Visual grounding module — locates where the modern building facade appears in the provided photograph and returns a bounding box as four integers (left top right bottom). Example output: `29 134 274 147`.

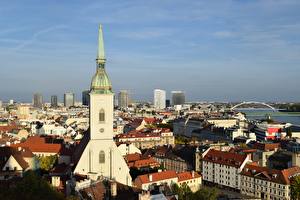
64 92 75 108
82 90 90 106
171 91 185 105
154 89 166 110
73 25 131 186
51 95 58 108
33 93 43 109
118 90 129 108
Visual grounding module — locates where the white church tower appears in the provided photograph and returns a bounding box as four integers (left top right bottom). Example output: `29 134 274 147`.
74 25 132 186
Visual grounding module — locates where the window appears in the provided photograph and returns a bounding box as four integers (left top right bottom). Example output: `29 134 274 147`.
99 109 105 122
99 150 105 163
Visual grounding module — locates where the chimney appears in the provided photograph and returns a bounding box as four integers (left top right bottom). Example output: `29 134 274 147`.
192 171 195 178
110 181 117 197
149 174 153 182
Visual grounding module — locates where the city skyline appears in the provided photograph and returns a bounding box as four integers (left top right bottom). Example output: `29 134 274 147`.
1 1 300 102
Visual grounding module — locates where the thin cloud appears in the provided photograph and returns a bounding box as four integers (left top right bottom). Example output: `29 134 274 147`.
12 25 67 51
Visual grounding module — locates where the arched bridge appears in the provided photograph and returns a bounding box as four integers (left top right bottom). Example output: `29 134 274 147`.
231 101 277 111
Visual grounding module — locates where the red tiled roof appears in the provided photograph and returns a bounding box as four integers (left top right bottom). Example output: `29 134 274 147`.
0 124 19 133
203 149 247 168
143 118 158 124
253 142 280 151
241 164 300 185
177 171 201 182
130 157 160 169
124 153 141 163
12 136 62 154
135 170 177 184
0 146 33 170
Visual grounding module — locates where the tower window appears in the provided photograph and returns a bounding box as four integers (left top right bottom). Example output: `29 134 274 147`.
99 109 105 122
99 150 105 163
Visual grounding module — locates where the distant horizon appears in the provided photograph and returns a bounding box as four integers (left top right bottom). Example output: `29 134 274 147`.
1 1 300 102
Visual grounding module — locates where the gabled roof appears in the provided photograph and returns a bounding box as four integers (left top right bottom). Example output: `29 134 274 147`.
124 153 141 163
177 171 201 182
135 170 178 184
203 149 247 168
129 157 160 169
241 164 300 185
0 146 33 170
12 136 62 154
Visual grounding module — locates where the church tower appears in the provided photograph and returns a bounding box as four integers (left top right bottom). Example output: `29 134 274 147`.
74 25 131 186
90 25 114 140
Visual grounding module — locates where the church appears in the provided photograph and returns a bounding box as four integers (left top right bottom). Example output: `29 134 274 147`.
73 25 132 186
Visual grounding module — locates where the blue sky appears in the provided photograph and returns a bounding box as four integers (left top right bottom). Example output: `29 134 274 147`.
0 0 300 102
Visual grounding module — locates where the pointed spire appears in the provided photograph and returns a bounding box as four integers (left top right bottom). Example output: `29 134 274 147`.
96 24 105 65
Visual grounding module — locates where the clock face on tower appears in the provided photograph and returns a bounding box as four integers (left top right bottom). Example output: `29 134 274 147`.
99 128 104 133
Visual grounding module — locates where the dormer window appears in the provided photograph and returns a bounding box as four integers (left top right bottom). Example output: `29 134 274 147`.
99 109 105 122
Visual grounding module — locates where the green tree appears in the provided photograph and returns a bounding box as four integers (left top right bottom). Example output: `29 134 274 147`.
193 187 218 200
291 176 300 200
0 171 64 200
171 183 218 200
39 155 58 171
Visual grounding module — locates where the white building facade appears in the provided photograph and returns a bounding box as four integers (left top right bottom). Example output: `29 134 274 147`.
74 25 131 186
202 149 250 191
154 89 166 110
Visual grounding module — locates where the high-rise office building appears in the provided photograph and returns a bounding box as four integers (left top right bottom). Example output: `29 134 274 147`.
51 95 58 108
118 90 129 108
9 99 14 105
33 93 43 109
82 90 90 106
171 91 185 105
64 92 75 108
154 89 166 110
166 99 171 107
0 100 2 108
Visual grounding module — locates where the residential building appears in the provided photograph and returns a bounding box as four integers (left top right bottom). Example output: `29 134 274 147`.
17 105 30 119
33 93 43 109
154 89 166 110
51 95 58 108
82 90 90 106
115 128 175 149
0 146 38 180
124 117 163 132
118 90 129 108
117 143 141 156
171 91 185 105
134 170 201 192
207 118 238 128
153 146 194 172
241 163 300 200
64 92 75 108
202 149 250 191
37 124 67 136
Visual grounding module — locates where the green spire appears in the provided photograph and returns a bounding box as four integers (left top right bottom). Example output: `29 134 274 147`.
90 24 112 94
96 24 106 66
